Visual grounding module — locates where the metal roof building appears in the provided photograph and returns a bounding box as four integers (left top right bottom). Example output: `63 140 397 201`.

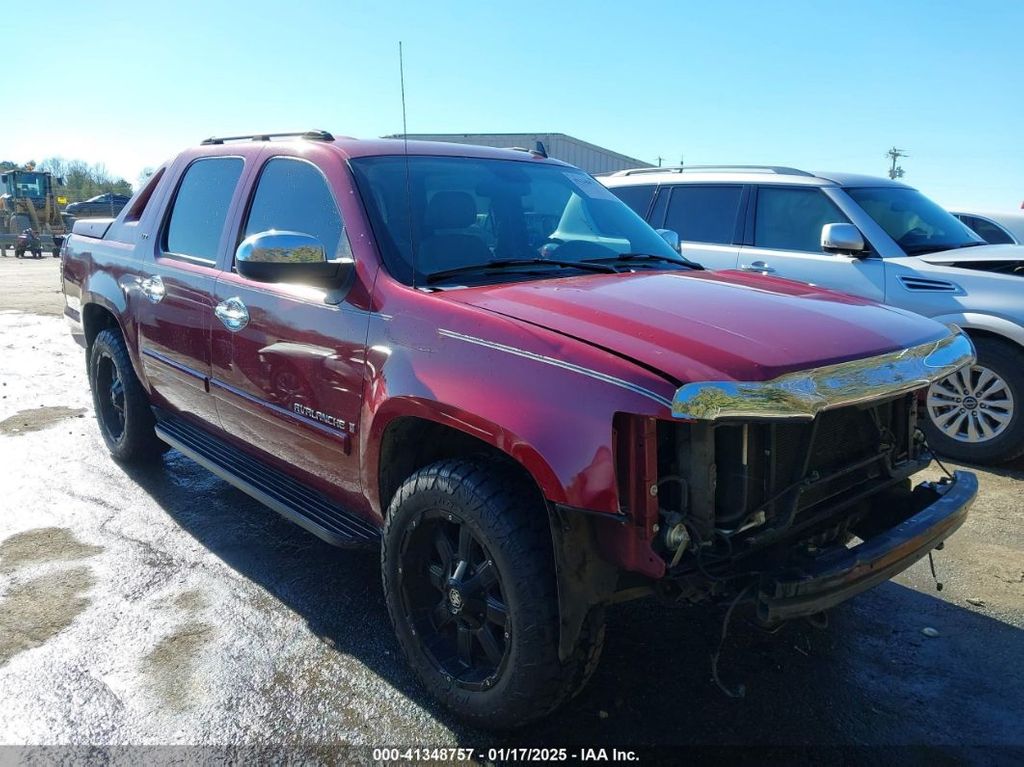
383 133 653 175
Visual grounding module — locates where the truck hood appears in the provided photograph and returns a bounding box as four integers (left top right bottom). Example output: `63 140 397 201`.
444 270 950 384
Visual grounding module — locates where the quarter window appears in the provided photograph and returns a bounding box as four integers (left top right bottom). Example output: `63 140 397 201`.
242 158 351 260
665 185 743 245
754 187 848 253
164 157 244 262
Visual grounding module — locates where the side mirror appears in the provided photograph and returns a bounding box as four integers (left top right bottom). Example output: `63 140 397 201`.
235 230 352 286
656 228 681 252
821 223 866 256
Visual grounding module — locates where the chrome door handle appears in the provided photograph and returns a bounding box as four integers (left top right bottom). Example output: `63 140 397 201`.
139 275 165 303
215 296 249 332
739 261 775 274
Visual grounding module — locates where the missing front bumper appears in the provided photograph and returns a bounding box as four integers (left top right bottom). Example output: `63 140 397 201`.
756 470 978 623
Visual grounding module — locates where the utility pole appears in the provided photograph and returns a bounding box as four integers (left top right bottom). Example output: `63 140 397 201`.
656 156 665 167
886 147 908 179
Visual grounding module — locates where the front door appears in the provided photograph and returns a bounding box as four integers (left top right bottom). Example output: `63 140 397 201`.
211 155 370 506
136 156 246 424
737 185 886 302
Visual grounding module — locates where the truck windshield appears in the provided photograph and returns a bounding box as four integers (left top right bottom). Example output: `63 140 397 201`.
846 187 985 256
349 155 686 285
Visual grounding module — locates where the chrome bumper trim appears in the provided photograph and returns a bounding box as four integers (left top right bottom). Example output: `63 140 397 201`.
672 331 975 421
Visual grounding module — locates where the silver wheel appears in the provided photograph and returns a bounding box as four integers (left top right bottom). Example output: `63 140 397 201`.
927 364 1014 444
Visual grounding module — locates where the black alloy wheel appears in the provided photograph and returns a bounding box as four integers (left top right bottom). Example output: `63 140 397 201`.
382 458 607 729
94 349 127 442
87 328 166 463
399 511 510 691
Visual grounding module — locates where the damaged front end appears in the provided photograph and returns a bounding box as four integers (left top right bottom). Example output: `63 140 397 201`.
614 331 979 618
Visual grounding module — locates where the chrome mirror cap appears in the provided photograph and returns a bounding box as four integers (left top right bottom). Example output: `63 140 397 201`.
821 222 866 255
235 230 350 287
236 230 327 265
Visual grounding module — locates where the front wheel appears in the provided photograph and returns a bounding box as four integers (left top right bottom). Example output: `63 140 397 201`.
88 328 167 463
382 458 605 729
924 337 1024 464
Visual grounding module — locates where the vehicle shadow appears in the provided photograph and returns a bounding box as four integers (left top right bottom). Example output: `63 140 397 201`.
934 453 1024 481
124 452 1024 749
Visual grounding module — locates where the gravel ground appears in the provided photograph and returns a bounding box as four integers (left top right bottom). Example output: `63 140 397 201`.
0 258 1021 756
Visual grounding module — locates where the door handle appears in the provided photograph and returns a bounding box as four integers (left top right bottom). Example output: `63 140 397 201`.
739 260 776 274
139 275 165 303
215 296 249 332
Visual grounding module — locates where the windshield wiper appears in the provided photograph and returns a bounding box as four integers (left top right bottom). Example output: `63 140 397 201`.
425 258 618 284
584 252 704 270
954 241 987 249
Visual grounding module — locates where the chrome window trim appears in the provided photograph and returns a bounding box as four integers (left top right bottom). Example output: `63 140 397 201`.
672 331 975 421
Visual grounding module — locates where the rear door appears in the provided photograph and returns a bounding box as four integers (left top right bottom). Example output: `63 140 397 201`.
211 152 371 506
738 185 885 302
136 156 247 424
660 184 744 269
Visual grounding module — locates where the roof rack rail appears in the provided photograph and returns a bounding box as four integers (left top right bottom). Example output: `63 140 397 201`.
200 130 335 146
614 165 813 177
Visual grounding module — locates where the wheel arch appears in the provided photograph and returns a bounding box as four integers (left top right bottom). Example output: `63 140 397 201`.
372 407 620 662
931 312 1024 351
369 405 563 519
81 300 122 351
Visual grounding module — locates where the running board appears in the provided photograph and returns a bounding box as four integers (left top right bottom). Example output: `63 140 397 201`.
154 413 380 548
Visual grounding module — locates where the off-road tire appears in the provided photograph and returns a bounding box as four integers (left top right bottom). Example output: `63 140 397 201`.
382 458 606 729
88 328 166 463
924 337 1024 464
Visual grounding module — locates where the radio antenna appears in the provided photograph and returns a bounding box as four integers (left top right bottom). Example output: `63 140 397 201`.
399 41 417 287
399 41 409 141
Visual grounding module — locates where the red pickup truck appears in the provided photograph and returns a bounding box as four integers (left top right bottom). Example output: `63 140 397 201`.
62 131 978 728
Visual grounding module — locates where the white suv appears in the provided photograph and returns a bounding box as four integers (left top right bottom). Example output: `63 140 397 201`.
603 166 1024 464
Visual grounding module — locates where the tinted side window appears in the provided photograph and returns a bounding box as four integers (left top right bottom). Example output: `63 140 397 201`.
243 158 351 260
665 185 742 245
961 216 1014 245
754 187 848 253
609 185 656 219
164 157 244 262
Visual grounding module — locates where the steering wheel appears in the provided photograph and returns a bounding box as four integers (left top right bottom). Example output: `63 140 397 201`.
896 227 931 246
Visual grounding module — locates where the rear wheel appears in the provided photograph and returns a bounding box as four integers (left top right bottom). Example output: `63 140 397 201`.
924 337 1024 464
88 328 166 462
382 458 605 729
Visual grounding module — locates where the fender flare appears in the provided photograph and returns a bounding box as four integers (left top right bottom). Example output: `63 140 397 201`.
362 396 565 516
364 396 619 661
80 276 148 387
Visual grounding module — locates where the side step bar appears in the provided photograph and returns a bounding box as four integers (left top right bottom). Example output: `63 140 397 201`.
154 413 380 548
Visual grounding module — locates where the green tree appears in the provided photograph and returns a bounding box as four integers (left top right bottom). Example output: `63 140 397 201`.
37 157 134 203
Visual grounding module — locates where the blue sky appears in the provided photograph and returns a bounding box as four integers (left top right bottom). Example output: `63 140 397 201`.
7 0 1022 209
